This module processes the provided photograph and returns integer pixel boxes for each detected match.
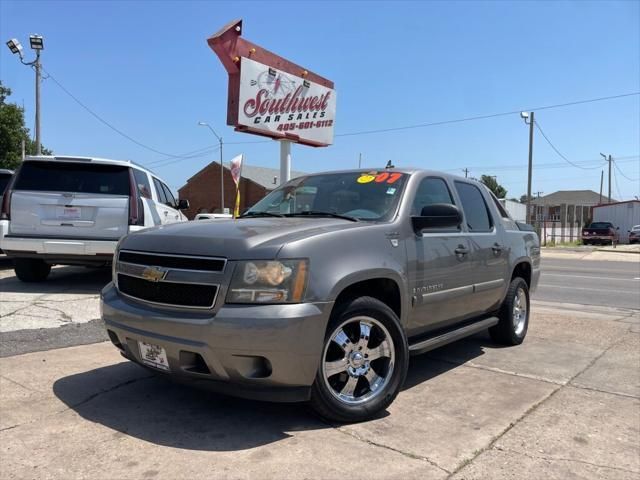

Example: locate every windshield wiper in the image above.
[285,211,359,222]
[239,211,285,218]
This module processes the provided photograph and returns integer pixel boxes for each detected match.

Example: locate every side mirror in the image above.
[177,199,190,210]
[411,203,462,232]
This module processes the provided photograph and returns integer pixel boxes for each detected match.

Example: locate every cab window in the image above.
[411,177,455,216]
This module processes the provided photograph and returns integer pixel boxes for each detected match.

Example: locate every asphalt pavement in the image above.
[536,256,640,310]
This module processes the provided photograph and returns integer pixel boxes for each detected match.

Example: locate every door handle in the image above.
[455,245,469,256]
[492,243,503,254]
[163,211,168,216]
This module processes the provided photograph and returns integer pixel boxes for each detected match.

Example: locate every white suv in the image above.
[0,155,189,282]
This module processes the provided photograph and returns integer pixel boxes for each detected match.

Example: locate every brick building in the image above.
[178,161,306,219]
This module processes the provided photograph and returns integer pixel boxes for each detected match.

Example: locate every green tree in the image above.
[480,175,507,198]
[0,81,52,170]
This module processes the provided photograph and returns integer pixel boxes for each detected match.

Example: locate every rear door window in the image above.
[454,181,493,232]
[14,161,129,195]
[133,169,152,199]
[152,178,167,204]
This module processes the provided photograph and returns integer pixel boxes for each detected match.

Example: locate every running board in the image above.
[408,317,499,355]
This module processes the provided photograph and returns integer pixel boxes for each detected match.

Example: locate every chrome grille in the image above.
[116,250,225,309]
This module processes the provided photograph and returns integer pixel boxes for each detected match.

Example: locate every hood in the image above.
[120,217,365,259]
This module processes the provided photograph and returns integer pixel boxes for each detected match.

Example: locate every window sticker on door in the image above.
[386,187,397,195]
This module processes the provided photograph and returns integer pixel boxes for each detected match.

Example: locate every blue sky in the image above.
[1,0,638,199]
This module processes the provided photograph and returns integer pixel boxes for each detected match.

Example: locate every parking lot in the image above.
[1,251,639,479]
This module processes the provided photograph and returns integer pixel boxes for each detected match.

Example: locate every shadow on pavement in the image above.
[52,337,491,450]
[0,265,111,294]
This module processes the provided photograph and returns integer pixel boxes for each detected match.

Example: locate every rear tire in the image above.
[14,258,51,282]
[489,277,529,345]
[310,296,409,423]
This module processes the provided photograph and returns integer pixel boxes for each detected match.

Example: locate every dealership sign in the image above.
[238,58,336,146]
[207,19,336,148]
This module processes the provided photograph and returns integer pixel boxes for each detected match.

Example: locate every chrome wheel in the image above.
[512,287,528,336]
[321,316,395,406]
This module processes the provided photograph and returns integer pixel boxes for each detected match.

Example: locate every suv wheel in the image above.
[14,258,51,282]
[310,296,408,423]
[489,277,529,345]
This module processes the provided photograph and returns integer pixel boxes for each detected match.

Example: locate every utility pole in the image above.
[358,153,362,169]
[520,111,534,223]
[600,153,612,203]
[34,48,41,155]
[5,35,45,155]
[599,170,603,205]
[462,168,469,178]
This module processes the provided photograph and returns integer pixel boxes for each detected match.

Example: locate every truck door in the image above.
[406,176,475,337]
[453,181,509,314]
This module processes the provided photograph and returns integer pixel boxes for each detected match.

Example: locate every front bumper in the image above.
[101,283,333,402]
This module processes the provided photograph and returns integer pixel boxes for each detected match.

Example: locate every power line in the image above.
[145,144,219,166]
[612,164,624,200]
[442,156,638,173]
[40,66,640,162]
[533,120,607,170]
[150,147,220,169]
[613,158,640,182]
[42,66,184,157]
[335,92,640,138]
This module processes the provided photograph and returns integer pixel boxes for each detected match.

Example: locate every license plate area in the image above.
[138,341,170,371]
[56,206,82,219]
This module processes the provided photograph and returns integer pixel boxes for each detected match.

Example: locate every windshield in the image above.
[588,222,613,229]
[245,171,408,221]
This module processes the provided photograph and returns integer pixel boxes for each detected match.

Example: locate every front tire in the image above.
[489,277,529,345]
[14,258,51,282]
[310,296,409,423]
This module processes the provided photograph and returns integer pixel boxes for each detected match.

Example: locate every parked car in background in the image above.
[102,168,540,422]
[629,225,640,244]
[0,156,189,282]
[581,221,619,245]
[194,213,233,221]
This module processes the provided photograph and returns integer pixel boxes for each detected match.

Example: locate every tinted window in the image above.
[14,161,129,195]
[0,174,12,194]
[133,169,152,199]
[454,182,493,232]
[153,178,167,204]
[161,183,177,207]
[412,177,454,215]
[589,222,613,229]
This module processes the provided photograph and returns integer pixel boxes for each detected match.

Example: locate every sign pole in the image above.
[280,140,292,185]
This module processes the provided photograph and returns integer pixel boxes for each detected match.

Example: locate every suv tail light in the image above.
[128,169,145,226]
[1,174,17,220]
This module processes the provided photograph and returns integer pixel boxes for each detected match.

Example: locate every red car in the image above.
[581,222,619,245]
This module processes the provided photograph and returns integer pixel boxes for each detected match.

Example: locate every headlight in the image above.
[227,259,309,304]
[112,236,126,288]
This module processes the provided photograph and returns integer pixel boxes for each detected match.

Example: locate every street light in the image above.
[198,122,225,213]
[5,34,44,155]
[520,111,534,223]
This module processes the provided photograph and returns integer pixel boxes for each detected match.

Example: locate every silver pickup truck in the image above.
[101,168,540,422]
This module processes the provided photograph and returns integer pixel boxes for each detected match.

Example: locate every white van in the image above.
[0,155,189,282]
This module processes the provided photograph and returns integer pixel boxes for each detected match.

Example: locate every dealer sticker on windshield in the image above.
[138,341,170,371]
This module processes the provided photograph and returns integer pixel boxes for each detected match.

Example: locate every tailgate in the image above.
[9,191,129,240]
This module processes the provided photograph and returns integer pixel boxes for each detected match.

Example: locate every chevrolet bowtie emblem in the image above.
[141,266,167,282]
